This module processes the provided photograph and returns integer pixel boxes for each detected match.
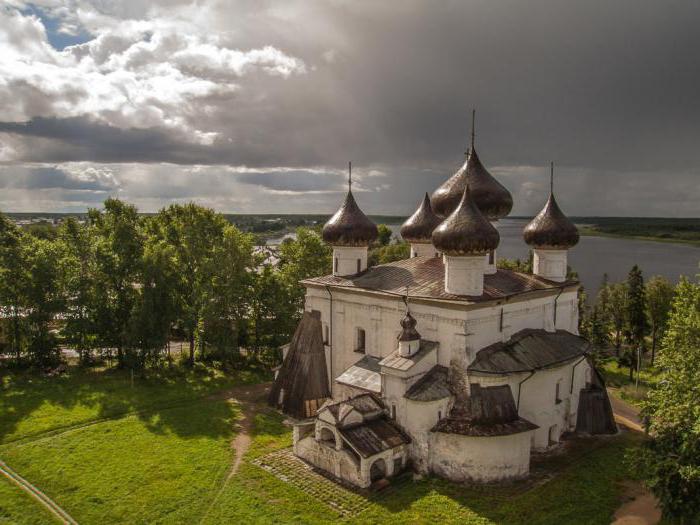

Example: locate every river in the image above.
[268,218,700,299]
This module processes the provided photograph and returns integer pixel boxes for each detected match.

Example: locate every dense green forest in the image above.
[0,202,409,371]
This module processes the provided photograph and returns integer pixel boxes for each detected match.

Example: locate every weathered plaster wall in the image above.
[429,431,534,482]
[295,436,367,487]
[472,358,591,450]
[305,284,579,400]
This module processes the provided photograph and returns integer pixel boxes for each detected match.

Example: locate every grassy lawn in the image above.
[204,409,641,525]
[0,365,642,524]
[600,358,660,408]
[0,365,265,445]
[0,475,56,525]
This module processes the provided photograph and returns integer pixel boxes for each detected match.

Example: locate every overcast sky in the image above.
[1,0,699,216]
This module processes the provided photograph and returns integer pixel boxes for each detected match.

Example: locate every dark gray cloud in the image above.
[1,0,699,215]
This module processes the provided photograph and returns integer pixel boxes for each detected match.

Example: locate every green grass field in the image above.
[601,358,661,408]
[0,365,642,524]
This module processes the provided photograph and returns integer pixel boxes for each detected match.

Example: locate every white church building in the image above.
[270,120,616,488]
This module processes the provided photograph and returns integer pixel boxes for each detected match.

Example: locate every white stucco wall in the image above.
[332,246,369,276]
[532,249,568,282]
[472,358,591,450]
[429,430,534,482]
[304,284,579,400]
[411,243,439,258]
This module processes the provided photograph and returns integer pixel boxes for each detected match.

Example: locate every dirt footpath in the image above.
[608,390,662,525]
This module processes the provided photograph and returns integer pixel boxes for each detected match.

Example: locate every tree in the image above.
[247,264,295,358]
[126,238,179,368]
[148,203,245,366]
[22,236,63,367]
[199,225,255,362]
[645,275,674,366]
[58,218,95,365]
[376,224,393,247]
[369,242,410,266]
[634,277,700,520]
[588,304,610,349]
[607,282,628,356]
[89,199,144,367]
[0,213,27,362]
[277,227,332,313]
[626,265,647,351]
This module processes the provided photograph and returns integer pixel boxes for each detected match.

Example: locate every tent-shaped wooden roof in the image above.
[268,310,330,419]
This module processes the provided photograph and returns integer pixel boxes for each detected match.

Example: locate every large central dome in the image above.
[431,113,513,221]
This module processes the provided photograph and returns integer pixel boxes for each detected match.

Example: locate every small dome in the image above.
[523,193,579,249]
[432,148,513,221]
[400,193,443,244]
[398,311,421,342]
[322,190,378,247]
[432,185,500,256]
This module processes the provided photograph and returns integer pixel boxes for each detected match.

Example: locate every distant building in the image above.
[270,119,616,488]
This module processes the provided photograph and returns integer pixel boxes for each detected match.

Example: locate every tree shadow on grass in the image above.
[0,364,268,444]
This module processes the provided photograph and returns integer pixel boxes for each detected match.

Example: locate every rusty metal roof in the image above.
[378,340,438,371]
[397,311,421,342]
[523,192,579,249]
[335,356,382,394]
[431,147,513,221]
[432,185,500,256]
[432,383,537,437]
[469,329,590,375]
[400,192,443,243]
[404,365,450,401]
[303,256,575,302]
[322,190,378,247]
[340,418,411,458]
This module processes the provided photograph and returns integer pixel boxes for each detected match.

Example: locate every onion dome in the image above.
[431,112,513,220]
[523,164,579,249]
[432,185,500,256]
[322,163,378,247]
[400,193,442,244]
[398,311,421,342]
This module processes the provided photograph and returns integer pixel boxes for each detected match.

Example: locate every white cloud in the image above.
[0,4,306,142]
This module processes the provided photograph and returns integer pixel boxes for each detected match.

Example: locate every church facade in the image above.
[270,119,616,488]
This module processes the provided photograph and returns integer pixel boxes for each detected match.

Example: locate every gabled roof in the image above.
[302,256,577,303]
[404,365,450,402]
[432,383,537,437]
[468,329,590,375]
[335,355,382,394]
[379,340,438,371]
[319,393,384,424]
[339,418,411,458]
[268,311,330,419]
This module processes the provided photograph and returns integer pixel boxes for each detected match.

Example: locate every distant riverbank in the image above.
[572,217,700,247]
[578,226,700,247]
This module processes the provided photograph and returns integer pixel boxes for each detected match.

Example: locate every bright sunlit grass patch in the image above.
[0,399,238,524]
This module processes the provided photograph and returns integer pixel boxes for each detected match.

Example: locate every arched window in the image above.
[555,380,562,404]
[370,458,387,481]
[319,427,336,448]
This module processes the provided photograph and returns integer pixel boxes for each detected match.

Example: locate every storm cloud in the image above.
[0,1,699,215]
